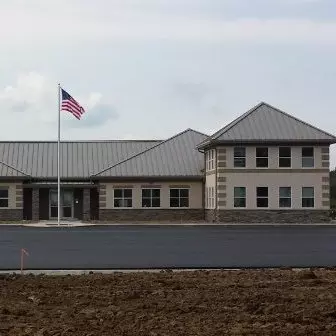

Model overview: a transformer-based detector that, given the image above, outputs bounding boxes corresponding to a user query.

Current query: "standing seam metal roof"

[198,102,336,146]
[93,129,208,178]
[0,141,160,178]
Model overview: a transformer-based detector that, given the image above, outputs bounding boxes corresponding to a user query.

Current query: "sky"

[1,0,336,167]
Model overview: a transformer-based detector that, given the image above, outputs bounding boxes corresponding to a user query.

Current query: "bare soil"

[1,269,336,335]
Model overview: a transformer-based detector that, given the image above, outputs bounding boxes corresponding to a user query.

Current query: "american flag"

[61,88,85,120]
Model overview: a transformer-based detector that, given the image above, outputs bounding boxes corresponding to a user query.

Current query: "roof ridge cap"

[91,129,198,177]
[0,160,31,177]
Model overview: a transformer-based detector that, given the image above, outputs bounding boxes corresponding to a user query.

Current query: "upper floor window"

[170,189,189,208]
[142,189,160,208]
[302,187,314,208]
[256,147,268,168]
[234,187,246,208]
[234,147,246,168]
[302,147,314,168]
[206,149,215,171]
[113,189,132,208]
[0,188,8,208]
[279,147,291,168]
[256,187,268,207]
[279,187,291,208]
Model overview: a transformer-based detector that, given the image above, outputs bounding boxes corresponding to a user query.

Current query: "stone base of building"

[0,209,23,221]
[215,209,330,223]
[205,209,216,223]
[99,209,205,222]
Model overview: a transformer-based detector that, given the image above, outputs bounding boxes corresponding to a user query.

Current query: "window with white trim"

[279,147,291,168]
[206,149,215,171]
[170,189,189,207]
[142,189,160,207]
[206,187,215,209]
[302,147,314,168]
[234,187,246,208]
[302,187,314,208]
[279,187,291,208]
[0,188,8,208]
[234,147,246,167]
[256,187,268,208]
[256,147,268,168]
[113,189,132,208]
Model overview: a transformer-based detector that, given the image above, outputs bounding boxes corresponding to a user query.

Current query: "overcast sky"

[1,0,336,167]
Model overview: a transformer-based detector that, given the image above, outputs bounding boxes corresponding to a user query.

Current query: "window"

[279,147,291,168]
[206,149,215,171]
[206,187,215,209]
[279,187,291,208]
[142,189,160,207]
[256,187,268,207]
[234,187,246,208]
[113,189,132,207]
[0,188,8,208]
[302,187,314,208]
[170,189,189,207]
[302,147,314,168]
[234,147,246,167]
[256,147,268,168]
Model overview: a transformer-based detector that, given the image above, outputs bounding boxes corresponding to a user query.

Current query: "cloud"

[0,72,116,129]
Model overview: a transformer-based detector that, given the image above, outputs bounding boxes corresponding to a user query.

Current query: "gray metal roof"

[0,161,28,178]
[0,141,159,178]
[198,102,336,147]
[94,129,208,178]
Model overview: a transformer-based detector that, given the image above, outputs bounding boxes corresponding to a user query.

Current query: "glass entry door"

[49,189,74,219]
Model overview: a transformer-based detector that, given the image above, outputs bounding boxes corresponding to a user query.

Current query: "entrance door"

[49,189,74,219]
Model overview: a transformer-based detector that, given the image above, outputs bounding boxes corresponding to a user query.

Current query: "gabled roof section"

[93,129,208,178]
[0,161,30,178]
[0,141,160,178]
[198,102,336,148]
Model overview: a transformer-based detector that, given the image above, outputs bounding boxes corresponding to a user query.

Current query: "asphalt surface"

[0,225,336,270]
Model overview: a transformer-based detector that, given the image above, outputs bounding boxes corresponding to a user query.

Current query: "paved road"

[0,225,336,270]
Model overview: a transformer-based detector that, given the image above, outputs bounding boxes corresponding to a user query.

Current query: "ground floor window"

[170,189,189,207]
[302,187,314,208]
[142,189,160,207]
[114,189,132,207]
[206,187,215,209]
[234,187,246,207]
[279,187,291,208]
[256,187,268,208]
[0,188,8,208]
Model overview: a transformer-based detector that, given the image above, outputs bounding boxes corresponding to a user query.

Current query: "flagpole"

[57,84,61,226]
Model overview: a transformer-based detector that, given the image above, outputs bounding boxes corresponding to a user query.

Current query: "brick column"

[32,188,39,222]
[83,188,91,221]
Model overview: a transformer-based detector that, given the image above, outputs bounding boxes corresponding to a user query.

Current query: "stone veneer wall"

[205,209,216,222]
[321,147,330,208]
[99,209,205,222]
[32,188,39,221]
[0,209,23,221]
[216,209,330,223]
[83,188,91,221]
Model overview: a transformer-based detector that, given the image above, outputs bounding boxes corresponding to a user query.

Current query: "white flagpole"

[57,84,61,226]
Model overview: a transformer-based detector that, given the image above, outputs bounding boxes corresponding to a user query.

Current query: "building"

[0,102,335,223]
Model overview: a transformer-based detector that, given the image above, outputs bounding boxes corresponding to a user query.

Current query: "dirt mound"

[1,269,336,335]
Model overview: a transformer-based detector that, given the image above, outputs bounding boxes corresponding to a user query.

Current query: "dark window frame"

[256,187,268,208]
[302,147,314,168]
[234,187,246,208]
[302,187,315,208]
[279,187,292,208]
[279,147,291,168]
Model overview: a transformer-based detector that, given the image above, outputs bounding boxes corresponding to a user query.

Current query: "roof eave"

[91,175,204,181]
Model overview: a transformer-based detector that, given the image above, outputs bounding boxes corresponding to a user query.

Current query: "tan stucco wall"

[223,145,328,169]
[102,181,203,209]
[0,182,22,209]
[223,172,328,210]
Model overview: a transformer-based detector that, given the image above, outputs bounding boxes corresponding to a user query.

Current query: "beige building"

[199,102,335,223]
[0,102,334,223]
